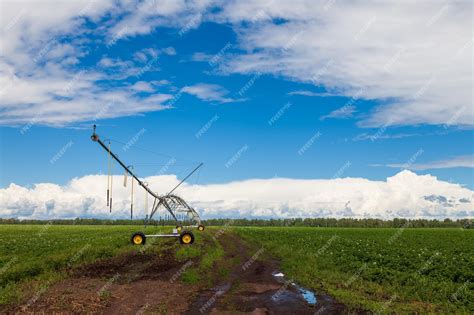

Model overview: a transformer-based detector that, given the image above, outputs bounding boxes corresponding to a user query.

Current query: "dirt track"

[185,232,346,314]
[7,230,347,314]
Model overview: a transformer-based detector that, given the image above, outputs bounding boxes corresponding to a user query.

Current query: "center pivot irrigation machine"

[91,125,205,245]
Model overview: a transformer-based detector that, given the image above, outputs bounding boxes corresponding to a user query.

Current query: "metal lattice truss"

[91,125,203,227]
[149,194,201,226]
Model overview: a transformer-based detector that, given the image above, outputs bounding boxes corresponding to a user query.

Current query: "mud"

[72,250,177,282]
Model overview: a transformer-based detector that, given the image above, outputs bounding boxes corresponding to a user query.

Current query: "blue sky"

[0,1,472,219]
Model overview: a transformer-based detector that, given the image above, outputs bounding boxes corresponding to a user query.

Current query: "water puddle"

[272,271,317,306]
[214,283,231,296]
[296,285,317,305]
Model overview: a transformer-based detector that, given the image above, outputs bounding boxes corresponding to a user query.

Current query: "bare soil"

[6,231,349,314]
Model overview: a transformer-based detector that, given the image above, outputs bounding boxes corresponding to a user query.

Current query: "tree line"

[203,218,472,228]
[0,217,471,228]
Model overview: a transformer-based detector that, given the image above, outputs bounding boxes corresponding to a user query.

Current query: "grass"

[234,227,474,314]
[181,269,201,284]
[175,227,225,284]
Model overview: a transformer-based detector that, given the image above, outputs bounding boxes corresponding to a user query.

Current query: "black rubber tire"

[179,231,195,244]
[198,225,205,231]
[131,231,146,245]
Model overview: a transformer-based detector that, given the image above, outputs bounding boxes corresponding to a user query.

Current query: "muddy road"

[7,230,348,314]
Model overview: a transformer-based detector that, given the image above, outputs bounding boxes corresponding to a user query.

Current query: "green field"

[235,227,474,313]
[1,225,473,313]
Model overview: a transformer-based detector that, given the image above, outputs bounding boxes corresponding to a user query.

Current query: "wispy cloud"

[130,81,155,93]
[353,130,449,141]
[181,83,235,103]
[321,105,357,120]
[288,90,335,97]
[353,132,421,141]
[372,155,474,170]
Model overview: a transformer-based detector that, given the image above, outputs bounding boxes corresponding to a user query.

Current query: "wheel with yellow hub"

[179,231,194,245]
[131,232,146,245]
[198,225,205,231]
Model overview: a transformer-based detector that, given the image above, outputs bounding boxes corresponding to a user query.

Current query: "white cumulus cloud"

[1,171,472,220]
